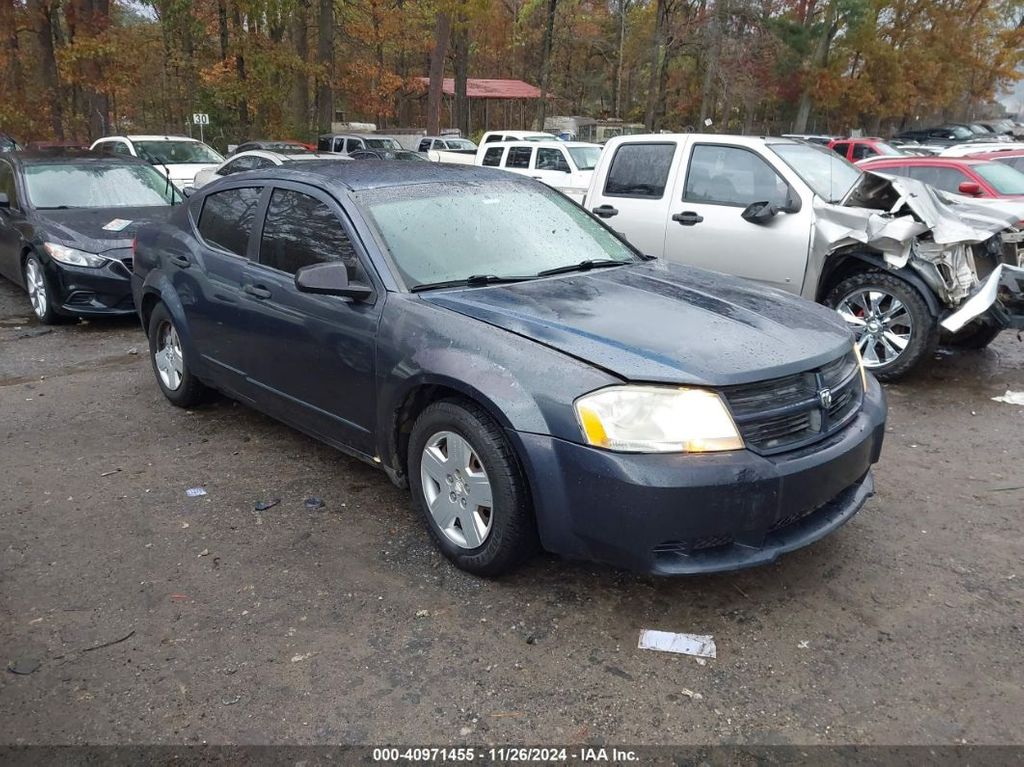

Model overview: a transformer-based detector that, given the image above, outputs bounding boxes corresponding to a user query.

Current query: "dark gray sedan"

[132,161,886,576]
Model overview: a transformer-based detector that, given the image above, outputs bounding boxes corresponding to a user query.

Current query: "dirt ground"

[1,277,1022,747]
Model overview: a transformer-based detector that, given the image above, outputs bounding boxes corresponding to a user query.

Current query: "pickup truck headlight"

[574,386,744,453]
[43,243,108,268]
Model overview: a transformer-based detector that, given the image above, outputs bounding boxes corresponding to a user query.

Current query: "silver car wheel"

[25,258,47,319]
[836,288,913,368]
[419,430,493,549]
[154,320,185,391]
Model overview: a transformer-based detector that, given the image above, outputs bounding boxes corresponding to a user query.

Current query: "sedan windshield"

[772,142,862,203]
[568,146,602,170]
[358,181,637,289]
[133,140,223,165]
[973,162,1024,195]
[25,163,178,209]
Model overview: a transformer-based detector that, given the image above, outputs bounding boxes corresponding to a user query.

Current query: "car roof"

[4,149,152,166]
[483,140,600,149]
[965,149,1024,159]
[229,159,524,191]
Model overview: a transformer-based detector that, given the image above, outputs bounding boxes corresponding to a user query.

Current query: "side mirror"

[741,200,778,224]
[958,181,983,196]
[295,262,374,301]
[0,192,9,209]
[180,186,194,198]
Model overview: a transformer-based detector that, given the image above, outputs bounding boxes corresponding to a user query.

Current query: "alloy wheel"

[154,320,185,391]
[835,287,914,368]
[25,259,47,320]
[419,430,494,549]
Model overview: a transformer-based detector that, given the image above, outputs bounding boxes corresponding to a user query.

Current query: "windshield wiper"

[535,259,629,277]
[410,274,534,292]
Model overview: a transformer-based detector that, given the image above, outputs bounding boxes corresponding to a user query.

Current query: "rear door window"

[603,143,675,198]
[197,187,262,257]
[259,188,366,281]
[832,142,850,158]
[482,147,504,167]
[506,147,533,169]
[418,139,431,152]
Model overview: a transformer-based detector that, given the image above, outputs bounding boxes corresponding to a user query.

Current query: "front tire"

[147,302,208,407]
[408,400,538,576]
[827,271,938,381]
[23,253,63,325]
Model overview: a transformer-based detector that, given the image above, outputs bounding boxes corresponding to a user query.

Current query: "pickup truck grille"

[720,351,862,455]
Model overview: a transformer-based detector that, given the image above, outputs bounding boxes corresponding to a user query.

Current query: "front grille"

[721,351,863,455]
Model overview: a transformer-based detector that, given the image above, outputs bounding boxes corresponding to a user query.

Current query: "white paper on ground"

[638,629,717,658]
[992,390,1024,405]
[185,487,207,497]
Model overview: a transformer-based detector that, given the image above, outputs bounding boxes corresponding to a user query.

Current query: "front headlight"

[43,243,108,268]
[574,385,744,453]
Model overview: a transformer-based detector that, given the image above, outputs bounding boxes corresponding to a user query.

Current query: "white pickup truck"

[583,134,1024,380]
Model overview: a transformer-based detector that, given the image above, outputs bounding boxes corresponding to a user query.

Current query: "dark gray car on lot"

[132,161,886,576]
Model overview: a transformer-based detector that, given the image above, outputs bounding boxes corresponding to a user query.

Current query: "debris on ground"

[992,390,1024,405]
[7,658,41,675]
[198,548,210,557]
[126,347,138,355]
[798,640,810,649]
[303,497,325,510]
[254,498,281,511]
[638,629,717,659]
[81,629,135,652]
[415,609,430,618]
[221,695,241,706]
[185,487,207,497]
[680,688,703,701]
[100,469,121,477]
[290,652,314,663]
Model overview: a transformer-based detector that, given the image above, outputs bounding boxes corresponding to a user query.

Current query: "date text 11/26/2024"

[372,747,640,762]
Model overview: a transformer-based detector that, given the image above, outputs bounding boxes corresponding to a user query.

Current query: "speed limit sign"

[192,113,210,125]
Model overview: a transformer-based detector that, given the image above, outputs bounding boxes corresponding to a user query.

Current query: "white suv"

[90,135,223,189]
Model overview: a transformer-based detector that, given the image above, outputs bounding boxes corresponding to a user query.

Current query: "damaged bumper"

[813,172,1024,329]
[941,263,1024,332]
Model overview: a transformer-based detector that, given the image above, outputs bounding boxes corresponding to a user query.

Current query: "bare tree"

[316,0,334,132]
[426,12,451,135]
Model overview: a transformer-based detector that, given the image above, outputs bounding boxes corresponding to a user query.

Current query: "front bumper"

[511,376,887,575]
[47,257,135,317]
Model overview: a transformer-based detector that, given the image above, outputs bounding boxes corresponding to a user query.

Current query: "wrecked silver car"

[583,135,1024,380]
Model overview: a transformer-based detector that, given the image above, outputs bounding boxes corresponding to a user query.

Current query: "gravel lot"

[1,277,1022,746]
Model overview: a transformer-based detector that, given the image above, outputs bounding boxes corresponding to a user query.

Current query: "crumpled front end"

[810,172,1024,330]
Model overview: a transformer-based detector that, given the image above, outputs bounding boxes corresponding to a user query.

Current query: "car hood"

[421,261,853,386]
[37,206,176,254]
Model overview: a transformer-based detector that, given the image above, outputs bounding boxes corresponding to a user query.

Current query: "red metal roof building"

[412,78,551,132]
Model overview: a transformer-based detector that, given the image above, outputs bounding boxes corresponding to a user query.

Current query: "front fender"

[137,270,209,381]
[374,296,618,475]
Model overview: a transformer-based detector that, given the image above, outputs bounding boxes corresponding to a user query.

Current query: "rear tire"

[942,321,1002,350]
[408,399,538,576]
[826,271,938,382]
[147,302,208,407]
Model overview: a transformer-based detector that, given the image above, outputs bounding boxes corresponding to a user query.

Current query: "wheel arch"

[816,251,943,318]
[384,377,517,489]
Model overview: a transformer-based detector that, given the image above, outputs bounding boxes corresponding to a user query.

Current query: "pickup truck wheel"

[827,271,938,381]
[942,321,1002,350]
[408,400,538,577]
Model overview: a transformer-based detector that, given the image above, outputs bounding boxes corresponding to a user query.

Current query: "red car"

[857,156,1024,199]
[828,137,903,162]
[965,148,1024,175]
